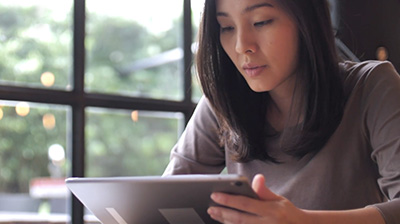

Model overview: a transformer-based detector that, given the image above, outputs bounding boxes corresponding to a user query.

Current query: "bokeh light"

[42,113,56,130]
[40,71,55,87]
[48,144,65,165]
[15,102,30,117]
[131,110,139,122]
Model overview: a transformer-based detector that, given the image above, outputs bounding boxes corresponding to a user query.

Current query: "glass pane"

[191,0,206,102]
[85,0,184,100]
[191,66,203,102]
[0,1,73,90]
[0,101,70,222]
[86,108,183,177]
[192,0,205,36]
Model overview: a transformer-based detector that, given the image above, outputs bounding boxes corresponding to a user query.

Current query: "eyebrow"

[217,2,274,17]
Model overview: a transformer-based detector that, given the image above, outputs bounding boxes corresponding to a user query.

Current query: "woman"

[164,0,400,223]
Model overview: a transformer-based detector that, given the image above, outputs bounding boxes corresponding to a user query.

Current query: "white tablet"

[66,174,258,224]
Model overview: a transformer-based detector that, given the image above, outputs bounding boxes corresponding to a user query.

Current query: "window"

[0,101,70,220]
[85,108,183,177]
[0,0,73,90]
[0,0,204,223]
[85,0,184,100]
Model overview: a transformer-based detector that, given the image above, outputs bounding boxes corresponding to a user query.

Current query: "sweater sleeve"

[362,61,400,224]
[163,96,226,175]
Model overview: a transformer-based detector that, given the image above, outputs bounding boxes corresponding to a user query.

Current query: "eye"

[220,26,234,33]
[254,19,274,27]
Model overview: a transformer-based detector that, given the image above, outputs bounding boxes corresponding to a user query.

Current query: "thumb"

[252,174,280,201]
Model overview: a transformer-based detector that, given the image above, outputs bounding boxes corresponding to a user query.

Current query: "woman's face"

[216,0,299,94]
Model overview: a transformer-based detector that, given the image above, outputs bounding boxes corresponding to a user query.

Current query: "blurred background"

[0,0,399,223]
[0,0,204,223]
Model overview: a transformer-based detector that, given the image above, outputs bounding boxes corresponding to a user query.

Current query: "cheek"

[286,34,300,71]
[270,30,299,72]
[220,37,234,58]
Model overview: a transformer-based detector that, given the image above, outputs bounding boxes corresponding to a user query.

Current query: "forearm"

[303,206,385,224]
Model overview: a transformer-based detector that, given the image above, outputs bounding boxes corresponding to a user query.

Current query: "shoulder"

[190,96,220,127]
[340,60,400,96]
[194,96,217,118]
[340,60,396,72]
[340,60,399,82]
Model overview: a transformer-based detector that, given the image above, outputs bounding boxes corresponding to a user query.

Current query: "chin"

[248,85,271,93]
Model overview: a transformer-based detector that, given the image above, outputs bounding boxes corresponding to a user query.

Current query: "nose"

[235,28,258,54]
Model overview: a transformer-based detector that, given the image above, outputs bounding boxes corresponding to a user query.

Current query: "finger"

[207,206,225,224]
[211,192,253,211]
[211,191,289,218]
[208,206,260,224]
[252,174,281,201]
[211,192,269,215]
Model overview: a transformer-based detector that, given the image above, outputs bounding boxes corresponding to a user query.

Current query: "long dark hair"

[196,0,344,163]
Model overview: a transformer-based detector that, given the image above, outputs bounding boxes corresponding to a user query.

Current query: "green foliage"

[85,15,184,100]
[0,105,68,193]
[85,109,180,177]
[0,4,185,194]
[0,5,71,88]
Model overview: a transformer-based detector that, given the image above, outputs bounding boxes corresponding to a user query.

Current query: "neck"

[267,93,293,131]
[267,78,303,131]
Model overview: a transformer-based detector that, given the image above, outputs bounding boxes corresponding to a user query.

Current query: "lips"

[242,64,267,77]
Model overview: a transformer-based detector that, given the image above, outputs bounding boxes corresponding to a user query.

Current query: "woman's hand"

[207,174,309,224]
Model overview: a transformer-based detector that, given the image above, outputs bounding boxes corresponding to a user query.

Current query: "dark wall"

[330,0,400,71]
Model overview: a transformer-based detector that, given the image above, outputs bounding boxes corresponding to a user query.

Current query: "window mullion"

[70,0,86,223]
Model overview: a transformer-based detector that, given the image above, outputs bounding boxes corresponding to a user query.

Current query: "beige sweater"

[164,61,400,224]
